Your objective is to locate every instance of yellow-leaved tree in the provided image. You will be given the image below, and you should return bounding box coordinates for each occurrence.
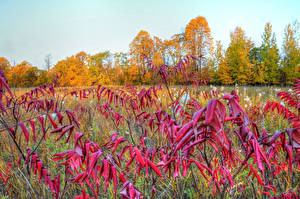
[50,52,89,87]
[129,30,154,84]
[185,16,213,76]
[226,27,254,85]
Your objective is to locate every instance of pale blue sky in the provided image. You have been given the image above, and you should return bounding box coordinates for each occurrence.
[0,0,299,69]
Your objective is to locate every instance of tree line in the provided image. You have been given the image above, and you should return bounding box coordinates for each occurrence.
[1,16,299,87]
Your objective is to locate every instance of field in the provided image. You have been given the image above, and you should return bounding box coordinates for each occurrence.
[1,0,300,198]
[0,69,299,199]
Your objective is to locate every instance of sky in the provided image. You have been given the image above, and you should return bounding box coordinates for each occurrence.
[0,0,299,69]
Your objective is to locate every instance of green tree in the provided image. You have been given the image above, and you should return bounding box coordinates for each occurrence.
[281,21,300,84]
[260,22,280,84]
[249,47,265,84]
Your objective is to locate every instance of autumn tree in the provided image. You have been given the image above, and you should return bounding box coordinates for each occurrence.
[215,41,233,84]
[185,16,213,75]
[0,57,11,74]
[88,51,113,85]
[259,22,280,84]
[7,61,41,87]
[281,21,300,84]
[226,27,254,85]
[51,52,89,86]
[152,36,165,66]
[129,30,155,84]
[129,30,154,67]
[164,33,188,66]
[113,52,129,84]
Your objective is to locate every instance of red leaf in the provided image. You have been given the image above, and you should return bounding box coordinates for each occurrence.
[174,121,193,143]
[29,120,36,143]
[0,75,13,98]
[48,113,58,129]
[147,159,162,178]
[135,147,145,167]
[55,125,74,142]
[112,137,125,153]
[19,122,29,143]
[50,125,68,134]
[111,166,118,197]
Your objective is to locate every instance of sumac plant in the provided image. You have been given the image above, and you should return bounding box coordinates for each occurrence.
[0,57,299,198]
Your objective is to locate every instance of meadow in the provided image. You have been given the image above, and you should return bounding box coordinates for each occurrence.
[0,56,299,199]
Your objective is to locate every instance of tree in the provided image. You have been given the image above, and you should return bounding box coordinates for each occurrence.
[226,27,254,84]
[114,52,129,68]
[129,30,154,67]
[113,53,129,84]
[185,16,213,75]
[215,41,233,84]
[260,23,280,84]
[0,57,11,74]
[281,21,300,84]
[90,51,111,69]
[129,30,154,84]
[44,54,52,71]
[164,33,188,66]
[152,36,165,66]
[8,61,40,87]
[51,52,89,86]
[88,51,113,85]
[249,47,265,84]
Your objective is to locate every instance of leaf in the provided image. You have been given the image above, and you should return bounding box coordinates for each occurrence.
[174,121,193,143]
[19,122,29,143]
[111,166,118,197]
[0,75,13,98]
[29,120,36,143]
[147,159,162,178]
[55,125,74,142]
[135,147,145,167]
[112,136,125,153]
[48,113,58,129]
